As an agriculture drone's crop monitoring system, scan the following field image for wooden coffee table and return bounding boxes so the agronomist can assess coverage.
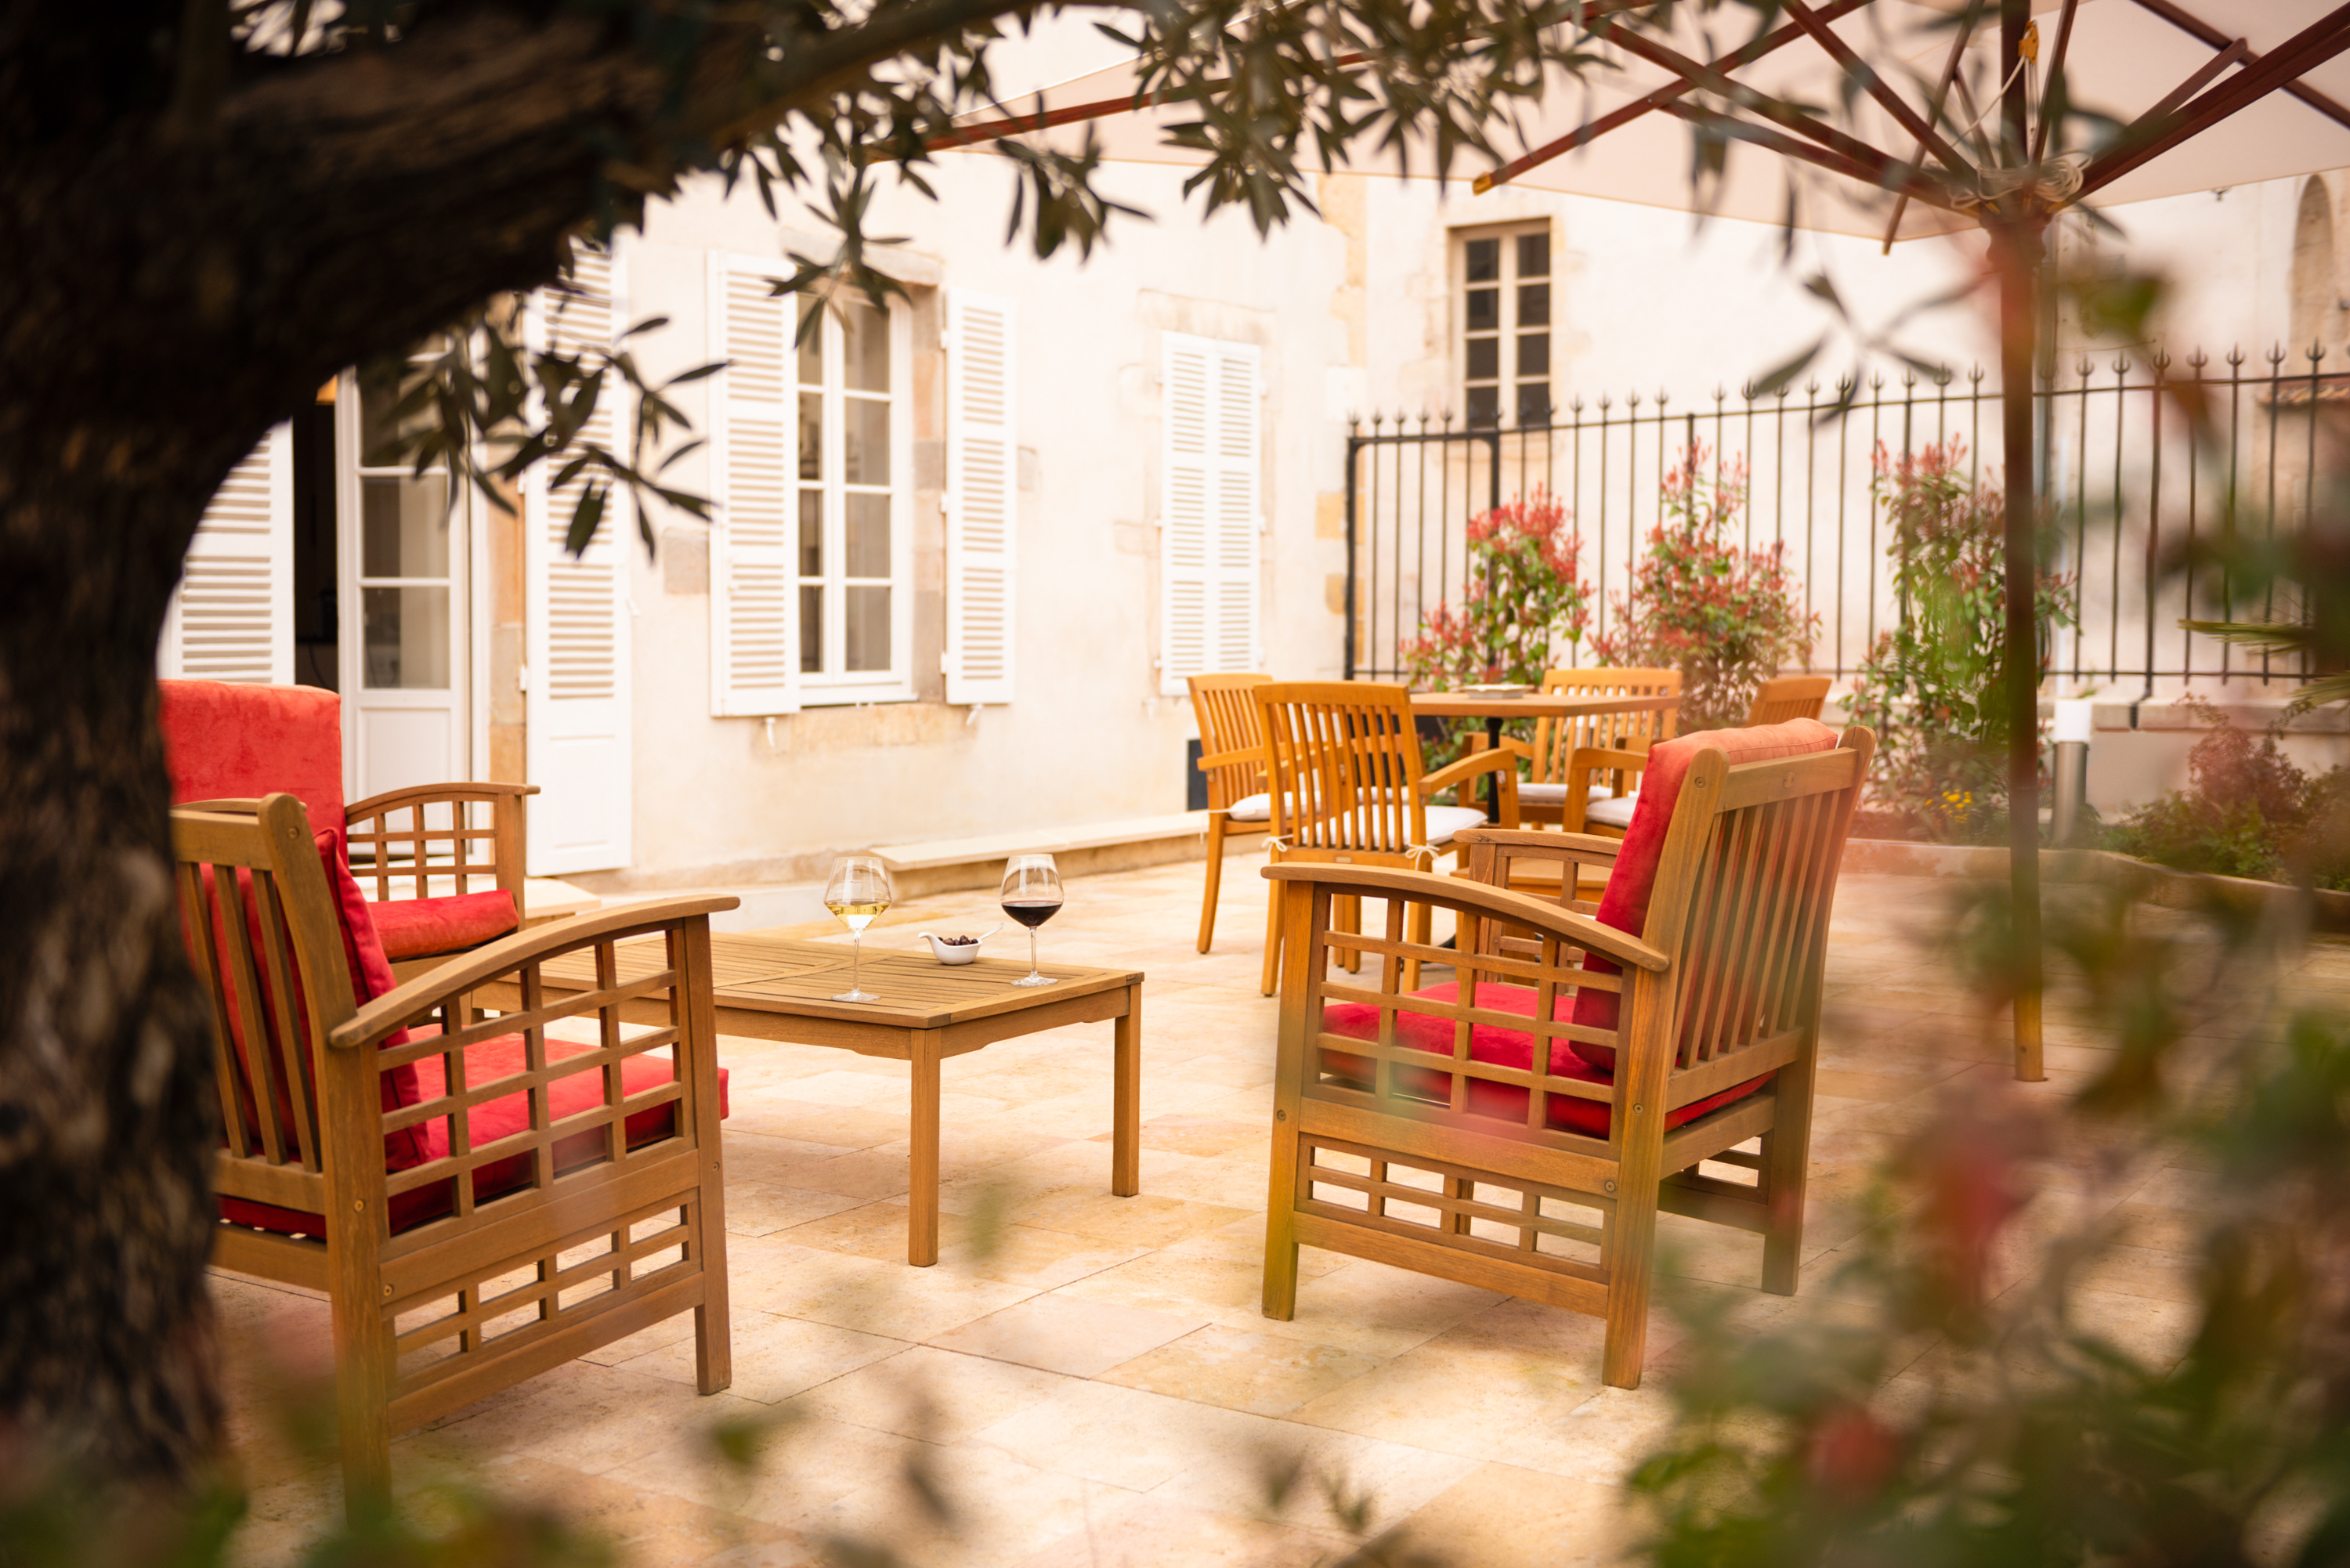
[488,932,1144,1267]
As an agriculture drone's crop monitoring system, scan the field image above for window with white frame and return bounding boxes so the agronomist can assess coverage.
[1460,225,1553,428]
[710,256,912,714]
[794,294,907,688]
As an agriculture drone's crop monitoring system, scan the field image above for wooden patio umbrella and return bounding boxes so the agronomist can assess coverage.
[942,0,2350,1079]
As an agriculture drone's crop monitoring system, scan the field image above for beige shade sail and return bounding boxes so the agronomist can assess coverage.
[944,1,2350,239]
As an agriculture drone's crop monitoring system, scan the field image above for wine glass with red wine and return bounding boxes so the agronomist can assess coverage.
[1000,854,1064,987]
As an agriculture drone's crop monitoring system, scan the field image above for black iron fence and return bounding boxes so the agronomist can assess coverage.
[1343,346,2341,699]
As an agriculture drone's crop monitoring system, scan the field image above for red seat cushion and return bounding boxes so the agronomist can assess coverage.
[161,679,345,840]
[1319,981,1764,1137]
[219,1036,729,1238]
[1568,718,1839,1070]
[370,890,521,961]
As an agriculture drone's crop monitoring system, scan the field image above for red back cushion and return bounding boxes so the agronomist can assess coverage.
[1568,718,1840,1068]
[160,680,345,840]
[193,828,426,1173]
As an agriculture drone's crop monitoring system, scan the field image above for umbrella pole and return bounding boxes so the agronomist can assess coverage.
[1994,213,2048,1082]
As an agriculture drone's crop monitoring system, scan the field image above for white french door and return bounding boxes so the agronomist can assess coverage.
[336,364,470,800]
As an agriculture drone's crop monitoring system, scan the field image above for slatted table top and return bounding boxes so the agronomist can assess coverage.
[535,930,1144,1031]
[1407,691,1680,719]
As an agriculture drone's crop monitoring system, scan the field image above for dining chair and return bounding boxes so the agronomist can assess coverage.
[1187,673,1274,954]
[1260,719,1875,1389]
[1746,674,1834,725]
[1253,681,1522,996]
[1506,667,1682,829]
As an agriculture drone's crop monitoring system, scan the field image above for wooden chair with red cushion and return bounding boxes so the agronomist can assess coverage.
[1260,718,1875,1389]
[160,679,536,965]
[180,793,734,1509]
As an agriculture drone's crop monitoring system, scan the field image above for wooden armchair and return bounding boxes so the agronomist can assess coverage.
[1504,667,1681,829]
[1747,674,1834,724]
[182,794,733,1508]
[1260,720,1874,1389]
[1253,681,1522,996]
[1188,672,1274,954]
[161,679,537,966]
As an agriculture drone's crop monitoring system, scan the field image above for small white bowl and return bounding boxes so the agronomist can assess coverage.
[917,926,1000,965]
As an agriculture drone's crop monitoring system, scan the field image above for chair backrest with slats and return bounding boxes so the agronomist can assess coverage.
[176,795,355,1186]
[1636,728,1872,1083]
[1188,673,1272,812]
[1745,674,1833,725]
[1528,668,1682,783]
[1255,681,1430,854]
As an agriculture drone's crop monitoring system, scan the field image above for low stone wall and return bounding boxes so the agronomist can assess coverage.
[1843,838,2350,931]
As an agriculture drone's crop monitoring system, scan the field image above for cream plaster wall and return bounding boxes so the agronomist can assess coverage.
[563,35,2347,891]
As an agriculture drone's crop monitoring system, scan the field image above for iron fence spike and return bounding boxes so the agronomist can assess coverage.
[2310,341,2328,365]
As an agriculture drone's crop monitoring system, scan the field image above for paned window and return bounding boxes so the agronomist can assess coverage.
[795,296,903,686]
[1461,227,1553,428]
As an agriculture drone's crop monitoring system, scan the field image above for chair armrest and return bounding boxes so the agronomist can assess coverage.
[1419,748,1520,794]
[1195,746,1266,774]
[328,894,740,1051]
[1264,862,1666,973]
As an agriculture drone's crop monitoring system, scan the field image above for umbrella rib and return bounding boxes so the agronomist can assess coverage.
[1780,0,1975,179]
[1587,14,1920,195]
[2029,0,2081,164]
[1658,99,1962,212]
[1475,0,1874,193]
[2077,3,2350,199]
[2129,0,2350,134]
[1882,0,1984,253]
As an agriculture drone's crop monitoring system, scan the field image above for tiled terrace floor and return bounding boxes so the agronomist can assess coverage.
[214,855,2327,1566]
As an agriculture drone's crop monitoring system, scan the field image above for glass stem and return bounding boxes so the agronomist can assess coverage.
[1029,927,1039,979]
[851,930,863,995]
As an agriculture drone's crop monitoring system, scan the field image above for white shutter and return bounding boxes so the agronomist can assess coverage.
[524,244,634,875]
[945,288,1015,706]
[708,253,801,717]
[163,423,292,683]
[1160,334,1260,695]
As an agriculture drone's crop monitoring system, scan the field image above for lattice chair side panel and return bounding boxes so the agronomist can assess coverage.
[1267,867,1644,1318]
[345,787,516,902]
[357,905,728,1432]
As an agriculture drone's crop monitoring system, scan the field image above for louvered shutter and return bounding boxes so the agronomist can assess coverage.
[1160,334,1260,695]
[162,424,292,683]
[707,254,801,717]
[945,289,1016,705]
[524,244,634,874]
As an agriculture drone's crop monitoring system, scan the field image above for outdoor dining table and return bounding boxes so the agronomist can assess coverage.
[1408,688,1680,820]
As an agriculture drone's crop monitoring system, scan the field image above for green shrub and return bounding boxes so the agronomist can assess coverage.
[1400,486,1593,690]
[2103,699,2350,889]
[1587,446,1818,731]
[1844,441,2076,835]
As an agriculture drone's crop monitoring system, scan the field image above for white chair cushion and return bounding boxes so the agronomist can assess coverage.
[1224,792,1272,823]
[1584,793,1639,830]
[1422,804,1492,846]
[1517,780,1611,807]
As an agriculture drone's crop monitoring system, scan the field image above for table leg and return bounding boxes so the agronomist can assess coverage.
[1112,985,1141,1197]
[909,1031,942,1266]
[1483,715,1505,822]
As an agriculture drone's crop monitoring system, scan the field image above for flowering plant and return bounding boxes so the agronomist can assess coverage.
[1400,488,1592,691]
[1589,446,1817,729]
[1845,441,2077,832]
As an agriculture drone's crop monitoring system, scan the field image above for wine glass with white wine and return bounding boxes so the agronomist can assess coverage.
[999,853,1065,987]
[822,855,895,1003]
